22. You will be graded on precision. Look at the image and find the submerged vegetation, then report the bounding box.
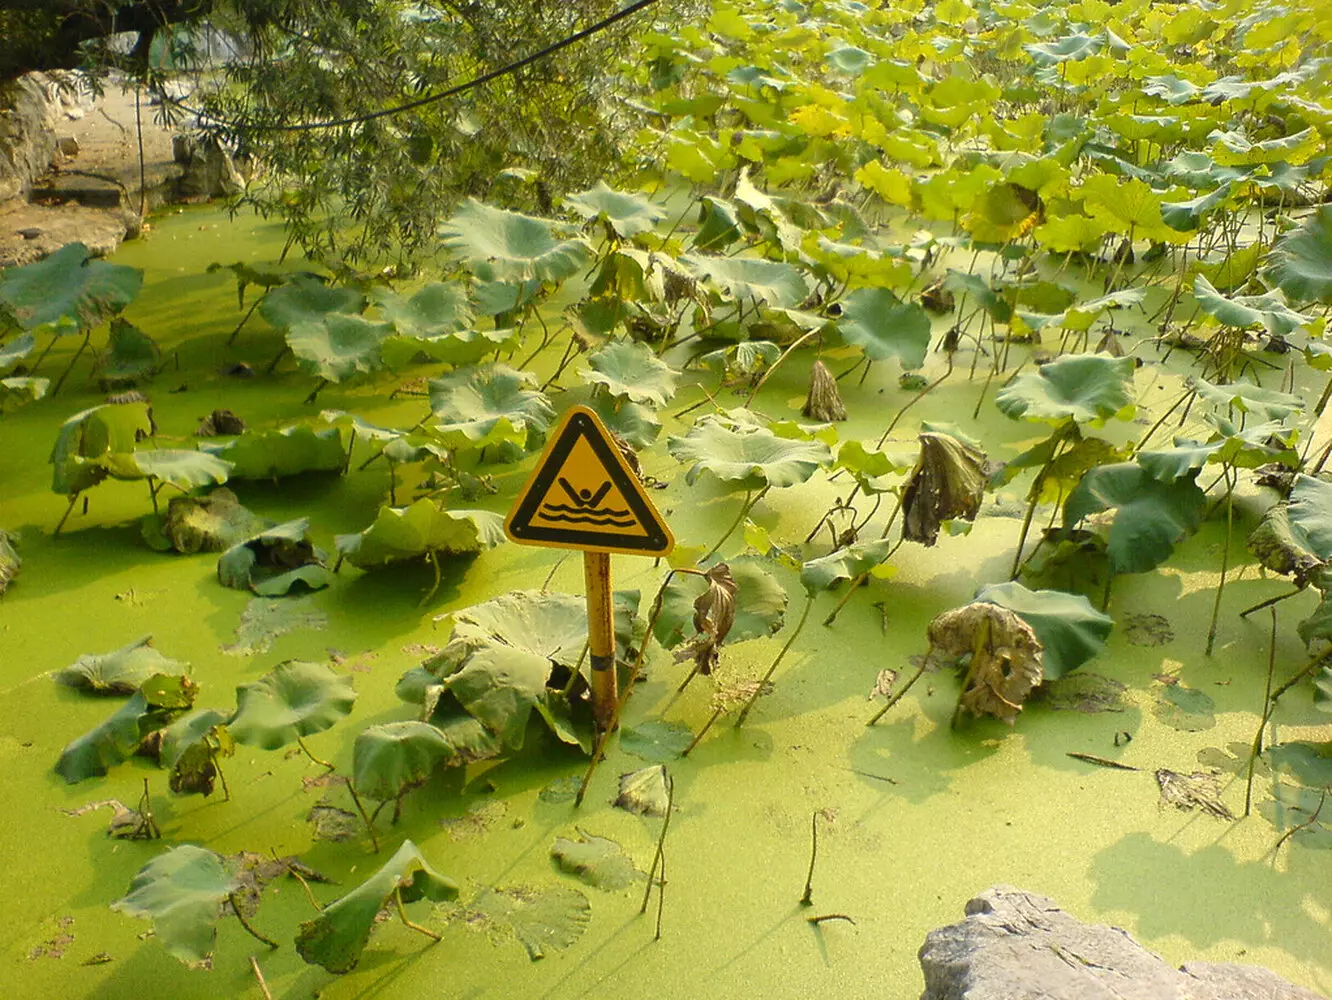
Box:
[3,0,1332,993]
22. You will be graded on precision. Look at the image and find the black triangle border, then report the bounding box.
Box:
[507,409,671,553]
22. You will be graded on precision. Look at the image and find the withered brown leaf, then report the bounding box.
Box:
[674,563,737,676]
[901,431,988,546]
[927,602,1042,725]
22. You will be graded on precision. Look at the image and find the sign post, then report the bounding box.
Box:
[505,406,674,732]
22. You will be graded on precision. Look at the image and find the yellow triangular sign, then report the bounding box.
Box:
[505,406,674,556]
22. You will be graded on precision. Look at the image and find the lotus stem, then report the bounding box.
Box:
[1205,465,1236,656]
[1245,608,1279,817]
[640,770,675,918]
[743,328,823,408]
[214,752,231,802]
[419,549,442,607]
[1239,587,1304,618]
[394,886,441,942]
[1273,787,1327,857]
[867,656,930,725]
[704,485,769,561]
[226,295,263,345]
[345,782,381,853]
[800,810,819,906]
[265,344,289,374]
[295,736,334,771]
[51,329,91,395]
[228,893,279,949]
[304,378,328,405]
[875,362,953,449]
[734,593,815,729]
[53,493,79,537]
[1268,648,1332,703]
[250,956,274,1000]
[1133,388,1194,455]
[358,415,429,471]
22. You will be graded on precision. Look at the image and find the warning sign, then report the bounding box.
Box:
[505,406,674,556]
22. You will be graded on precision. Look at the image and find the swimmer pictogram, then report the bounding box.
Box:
[505,406,674,555]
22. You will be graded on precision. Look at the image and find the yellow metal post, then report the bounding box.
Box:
[584,550,617,733]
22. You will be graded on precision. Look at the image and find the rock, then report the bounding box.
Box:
[56,135,79,157]
[919,886,1326,1000]
[0,73,60,202]
[173,134,245,199]
[17,227,41,239]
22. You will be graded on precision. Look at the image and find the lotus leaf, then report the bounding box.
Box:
[229,660,356,750]
[996,354,1134,425]
[55,673,197,783]
[1063,462,1206,575]
[160,708,232,797]
[119,448,233,489]
[551,832,643,890]
[1189,376,1305,424]
[614,764,670,816]
[258,275,364,334]
[0,375,48,412]
[441,199,592,283]
[653,558,788,649]
[217,518,333,596]
[1265,207,1332,303]
[382,325,521,368]
[683,254,810,309]
[287,312,391,383]
[352,721,453,800]
[1247,475,1332,586]
[111,846,241,967]
[833,287,931,368]
[466,884,592,960]
[96,318,160,385]
[0,333,35,370]
[334,501,505,568]
[49,401,154,495]
[371,282,471,338]
[295,839,458,974]
[585,340,679,406]
[55,635,184,694]
[565,181,667,238]
[0,242,142,336]
[200,425,346,479]
[668,416,831,490]
[901,431,989,545]
[800,539,896,594]
[428,364,554,452]
[144,488,268,554]
[974,581,1112,680]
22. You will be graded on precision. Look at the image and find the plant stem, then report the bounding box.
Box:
[303,378,328,405]
[265,344,289,374]
[213,752,231,802]
[743,328,823,408]
[800,810,819,906]
[1239,586,1304,618]
[1010,426,1068,580]
[1268,648,1332,703]
[1272,787,1327,857]
[875,363,953,449]
[228,894,279,949]
[1245,607,1279,817]
[866,656,930,725]
[296,736,334,770]
[704,485,769,561]
[358,415,429,470]
[654,850,667,941]
[734,593,814,729]
[226,295,264,346]
[419,548,442,607]
[51,329,91,395]
[640,770,675,924]
[1205,465,1235,656]
[345,782,381,853]
[394,886,441,941]
[250,956,274,1000]
[1133,388,1194,454]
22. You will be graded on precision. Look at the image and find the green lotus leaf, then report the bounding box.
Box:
[943,270,1012,322]
[1265,206,1332,303]
[159,708,232,797]
[146,488,268,554]
[614,763,670,816]
[55,635,184,694]
[654,557,788,649]
[0,333,35,371]
[833,287,931,368]
[1192,275,1311,334]
[352,721,453,800]
[683,254,809,309]
[1204,415,1301,469]
[668,416,831,490]
[381,326,521,368]
[693,196,743,252]
[551,831,644,891]
[1026,33,1102,65]
[1209,127,1321,167]
[441,199,593,283]
[974,581,1112,680]
[1248,475,1332,585]
[55,673,197,783]
[1192,243,1264,293]
[1063,462,1206,574]
[295,839,458,974]
[585,340,679,406]
[217,518,333,596]
[997,354,1134,425]
[0,242,142,336]
[1297,593,1332,652]
[428,364,555,451]
[473,277,542,319]
[565,181,668,239]
[1189,376,1305,424]
[619,720,695,764]
[49,401,154,495]
[1032,213,1112,254]
[0,375,48,413]
[334,500,505,568]
[800,538,895,594]
[121,449,233,489]
[111,846,241,967]
[200,425,346,479]
[700,341,782,379]
[440,644,552,749]
[96,317,160,385]
[287,312,391,383]
[826,43,873,75]
[0,528,18,595]
[1142,74,1200,105]
[835,440,913,494]
[1135,439,1222,483]
[370,282,471,338]
[580,389,662,448]
[258,275,364,333]
[229,660,356,750]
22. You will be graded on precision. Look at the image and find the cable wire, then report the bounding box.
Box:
[167,0,661,133]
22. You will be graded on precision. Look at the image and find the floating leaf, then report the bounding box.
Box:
[834,287,931,369]
[996,354,1134,425]
[0,242,142,336]
[217,518,333,596]
[1063,463,1206,575]
[55,635,184,694]
[96,318,161,386]
[221,597,328,656]
[200,425,346,480]
[1038,672,1128,713]
[111,846,241,968]
[334,501,505,569]
[974,581,1112,680]
[619,720,696,763]
[1153,683,1217,732]
[668,416,831,491]
[229,660,356,750]
[295,839,458,974]
[585,340,678,406]
[441,199,592,283]
[551,831,643,891]
[55,674,197,783]
[352,721,453,800]
[614,764,670,816]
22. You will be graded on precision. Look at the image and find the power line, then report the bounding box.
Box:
[170,0,662,133]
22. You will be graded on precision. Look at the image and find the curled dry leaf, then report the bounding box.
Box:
[673,563,737,676]
[901,432,988,546]
[195,409,246,437]
[927,603,1042,725]
[1155,769,1234,820]
[802,359,847,422]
